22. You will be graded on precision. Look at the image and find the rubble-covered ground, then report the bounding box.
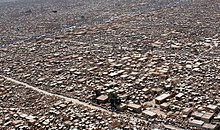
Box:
[0,0,220,129]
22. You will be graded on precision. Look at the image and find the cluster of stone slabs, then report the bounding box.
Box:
[1,0,220,129]
[1,28,219,129]
[0,77,153,129]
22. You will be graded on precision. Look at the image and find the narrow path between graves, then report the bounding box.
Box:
[1,75,148,123]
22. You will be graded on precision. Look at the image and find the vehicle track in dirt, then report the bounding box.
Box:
[0,75,149,124]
